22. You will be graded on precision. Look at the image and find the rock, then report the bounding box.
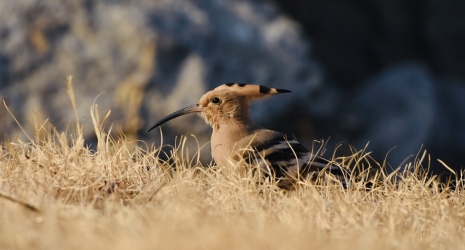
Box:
[0,0,329,162]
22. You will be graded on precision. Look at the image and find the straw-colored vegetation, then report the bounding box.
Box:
[1,82,464,250]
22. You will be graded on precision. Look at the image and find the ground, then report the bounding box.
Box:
[0,88,464,250]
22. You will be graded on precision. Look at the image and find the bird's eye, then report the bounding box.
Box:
[211,97,221,104]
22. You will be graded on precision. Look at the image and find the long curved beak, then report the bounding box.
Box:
[146,104,203,132]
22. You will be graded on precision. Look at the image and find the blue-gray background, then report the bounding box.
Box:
[1,0,464,174]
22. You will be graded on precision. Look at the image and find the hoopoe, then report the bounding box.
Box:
[147,83,349,189]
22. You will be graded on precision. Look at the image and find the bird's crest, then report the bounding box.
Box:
[215,83,291,101]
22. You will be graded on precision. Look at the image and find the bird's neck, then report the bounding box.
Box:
[210,117,261,166]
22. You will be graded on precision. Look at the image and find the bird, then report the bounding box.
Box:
[147,83,349,189]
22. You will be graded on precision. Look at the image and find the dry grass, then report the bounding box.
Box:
[1,86,465,250]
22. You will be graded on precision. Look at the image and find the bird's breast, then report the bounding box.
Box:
[210,131,237,167]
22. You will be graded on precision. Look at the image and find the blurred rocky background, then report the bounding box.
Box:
[0,0,464,174]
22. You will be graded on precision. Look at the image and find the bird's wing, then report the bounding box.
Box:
[233,130,349,188]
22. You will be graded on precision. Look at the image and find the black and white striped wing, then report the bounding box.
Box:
[236,131,349,188]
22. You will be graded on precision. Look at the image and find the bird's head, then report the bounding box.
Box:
[147,83,291,132]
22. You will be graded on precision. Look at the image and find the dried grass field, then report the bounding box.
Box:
[1,87,464,250]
